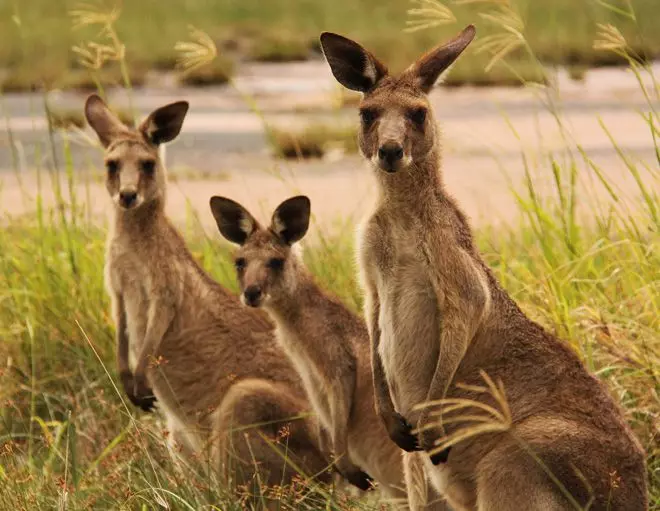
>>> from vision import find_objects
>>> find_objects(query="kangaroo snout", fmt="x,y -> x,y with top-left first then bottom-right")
243,285 -> 263,307
119,189 -> 138,209
377,142 -> 404,172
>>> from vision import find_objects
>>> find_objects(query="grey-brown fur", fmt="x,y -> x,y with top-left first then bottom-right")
209,194 -> 450,510
84,94 -> 332,489
320,26 -> 648,511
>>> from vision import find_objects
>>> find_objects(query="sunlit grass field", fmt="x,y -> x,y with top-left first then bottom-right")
0,0 -> 658,509
0,144 -> 657,509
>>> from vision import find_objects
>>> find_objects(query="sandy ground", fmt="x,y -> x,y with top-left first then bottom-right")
0,61 -> 657,235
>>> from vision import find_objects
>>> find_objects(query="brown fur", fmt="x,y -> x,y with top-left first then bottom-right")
209,195 -> 450,510
84,94 -> 332,490
320,26 -> 648,511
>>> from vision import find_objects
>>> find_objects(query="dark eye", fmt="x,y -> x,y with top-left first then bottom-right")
267,258 -> 285,271
235,257 -> 246,271
360,108 -> 378,126
106,159 -> 119,175
408,108 -> 427,126
141,159 -> 156,175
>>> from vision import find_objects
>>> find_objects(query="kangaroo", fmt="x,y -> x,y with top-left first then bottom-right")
84,94 -> 333,491
320,25 -> 648,511
209,194 -> 451,510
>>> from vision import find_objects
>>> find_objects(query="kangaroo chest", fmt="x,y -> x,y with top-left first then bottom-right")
105,241 -> 154,363
370,223 -> 441,416
274,325 -> 334,430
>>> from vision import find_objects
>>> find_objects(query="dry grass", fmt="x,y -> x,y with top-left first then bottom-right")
248,32 -> 311,63
269,123 -> 358,159
178,58 -> 234,87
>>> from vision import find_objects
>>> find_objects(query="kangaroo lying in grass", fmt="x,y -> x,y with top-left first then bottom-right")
320,25 -> 648,511
84,94 -> 333,490
210,194 -> 452,509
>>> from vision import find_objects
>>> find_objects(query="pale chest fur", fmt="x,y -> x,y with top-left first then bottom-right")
105,234 -> 185,364
358,215 -> 440,417
274,324 -> 333,431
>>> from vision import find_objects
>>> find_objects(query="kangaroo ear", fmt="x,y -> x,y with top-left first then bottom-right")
271,196 -> 311,245
209,196 -> 258,245
84,94 -> 131,147
320,32 -> 388,92
404,24 -> 476,92
139,101 -> 189,146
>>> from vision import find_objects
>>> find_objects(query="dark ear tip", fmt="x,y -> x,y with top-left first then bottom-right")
85,94 -> 103,109
209,195 -> 230,210
319,31 -> 352,47
320,32 -> 337,42
463,24 -> 477,38
291,195 -> 311,210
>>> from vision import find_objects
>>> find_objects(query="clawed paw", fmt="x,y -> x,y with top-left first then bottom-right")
430,446 -> 451,465
388,412 -> 422,452
120,371 -> 157,412
346,469 -> 375,491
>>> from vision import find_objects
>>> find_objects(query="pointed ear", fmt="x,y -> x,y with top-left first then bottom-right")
405,24 -> 476,92
139,101 -> 189,146
84,94 -> 130,147
271,196 -> 311,245
320,32 -> 388,92
209,196 -> 258,245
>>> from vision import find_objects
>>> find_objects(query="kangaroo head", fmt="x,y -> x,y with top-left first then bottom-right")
84,94 -> 189,211
320,25 -> 475,174
210,195 -> 311,308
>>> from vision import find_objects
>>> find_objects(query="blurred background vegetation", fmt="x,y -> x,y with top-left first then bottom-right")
1,0 -> 659,91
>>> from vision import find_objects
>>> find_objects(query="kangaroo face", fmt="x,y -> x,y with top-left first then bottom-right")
358,81 -> 433,173
104,139 -> 161,210
209,196 -> 311,308
232,231 -> 291,307
84,94 -> 189,211
320,25 -> 475,174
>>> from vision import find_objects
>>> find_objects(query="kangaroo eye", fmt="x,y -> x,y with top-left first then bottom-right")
267,258 -> 285,270
359,108 -> 378,126
408,108 -> 427,126
106,159 -> 120,175
235,257 -> 246,271
141,159 -> 156,175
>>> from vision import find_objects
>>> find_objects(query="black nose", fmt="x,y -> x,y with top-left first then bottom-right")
243,285 -> 262,306
119,190 -> 137,208
378,143 -> 404,168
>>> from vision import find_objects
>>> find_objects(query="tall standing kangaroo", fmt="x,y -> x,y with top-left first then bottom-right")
84,94 -> 333,490
320,26 -> 648,511
209,194 -> 450,510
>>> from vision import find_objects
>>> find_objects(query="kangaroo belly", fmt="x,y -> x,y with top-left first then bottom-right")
377,263 -> 440,417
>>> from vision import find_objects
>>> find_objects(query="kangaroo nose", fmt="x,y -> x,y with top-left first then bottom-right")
243,285 -> 262,307
378,143 -> 404,170
119,190 -> 137,208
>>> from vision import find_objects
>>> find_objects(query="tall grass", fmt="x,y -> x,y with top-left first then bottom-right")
0,2 -> 658,511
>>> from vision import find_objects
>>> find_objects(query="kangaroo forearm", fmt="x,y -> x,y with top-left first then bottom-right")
370,318 -> 396,416
117,330 -> 130,374
364,285 -> 395,416
135,303 -> 174,374
425,316 -> 471,415
113,294 -> 130,373
329,391 -> 352,458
